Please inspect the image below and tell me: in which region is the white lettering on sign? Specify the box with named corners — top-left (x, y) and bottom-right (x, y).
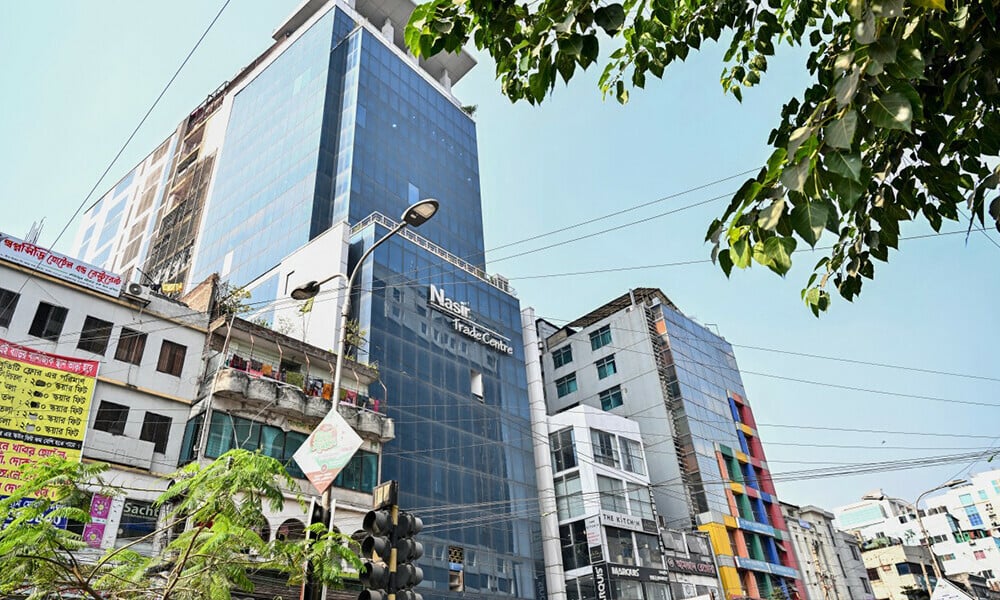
top-left (611, 566), bottom-right (641, 578)
top-left (428, 285), bottom-right (515, 355)
top-left (594, 565), bottom-right (609, 600)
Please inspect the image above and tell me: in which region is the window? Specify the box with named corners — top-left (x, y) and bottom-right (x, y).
top-left (941, 554), bottom-right (956, 561)
top-left (979, 490), bottom-right (989, 501)
top-left (555, 473), bottom-right (584, 520)
top-left (966, 505), bottom-right (984, 526)
top-left (552, 345), bottom-right (573, 368)
top-left (620, 437), bottom-right (646, 475)
top-left (78, 316), bottom-right (113, 355)
top-left (204, 412), bottom-right (308, 479)
top-left (178, 414), bottom-right (204, 465)
top-left (139, 412), bottom-right (172, 453)
top-left (559, 520), bottom-right (590, 570)
top-left (606, 527), bottom-right (636, 565)
top-left (599, 385), bottom-right (624, 410)
top-left (550, 428), bottom-right (577, 472)
top-left (598, 476), bottom-right (628, 514)
top-left (555, 373), bottom-right (578, 398)
top-left (29, 302), bottom-right (68, 341)
top-left (115, 328), bottom-right (147, 364)
top-left (0, 287), bottom-right (19, 327)
top-left (635, 531), bottom-right (664, 567)
top-left (94, 401), bottom-right (129, 435)
top-left (861, 578), bottom-right (872, 594)
top-left (960, 493), bottom-right (974, 506)
top-left (470, 369), bottom-right (483, 400)
top-left (628, 485), bottom-right (655, 519)
top-left (333, 450), bottom-right (378, 492)
top-left (975, 550), bottom-right (987, 560)
top-left (156, 340), bottom-right (187, 377)
top-left (591, 430), bottom-right (620, 467)
top-left (595, 354), bottom-right (617, 379)
top-left (590, 325), bottom-right (612, 350)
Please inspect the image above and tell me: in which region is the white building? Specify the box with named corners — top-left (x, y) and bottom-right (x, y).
top-left (783, 502), bottom-right (875, 600)
top-left (545, 403), bottom-right (723, 600)
top-left (0, 232), bottom-right (207, 552)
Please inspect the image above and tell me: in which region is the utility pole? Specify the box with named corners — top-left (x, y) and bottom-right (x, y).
top-left (811, 539), bottom-right (835, 600)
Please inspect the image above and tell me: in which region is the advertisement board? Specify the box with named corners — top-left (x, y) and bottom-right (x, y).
top-left (0, 232), bottom-right (123, 297)
top-left (293, 405), bottom-right (362, 494)
top-left (0, 338), bottom-right (97, 501)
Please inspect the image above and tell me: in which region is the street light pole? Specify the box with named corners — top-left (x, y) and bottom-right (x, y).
top-left (913, 479), bottom-right (968, 597)
top-left (292, 199), bottom-right (439, 600)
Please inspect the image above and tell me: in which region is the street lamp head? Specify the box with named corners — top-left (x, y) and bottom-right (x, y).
top-left (945, 479), bottom-right (969, 488)
top-left (401, 199), bottom-right (439, 227)
top-left (291, 280), bottom-right (321, 300)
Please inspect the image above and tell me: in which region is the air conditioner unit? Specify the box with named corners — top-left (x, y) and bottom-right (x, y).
top-left (123, 282), bottom-right (152, 304)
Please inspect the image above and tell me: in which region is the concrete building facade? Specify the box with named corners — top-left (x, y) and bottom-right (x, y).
top-left (535, 289), bottom-right (803, 600)
top-left (782, 502), bottom-right (874, 600)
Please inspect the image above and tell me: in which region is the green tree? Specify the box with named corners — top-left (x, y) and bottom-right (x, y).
top-left (406, 0), bottom-right (1000, 314)
top-left (0, 450), bottom-right (358, 600)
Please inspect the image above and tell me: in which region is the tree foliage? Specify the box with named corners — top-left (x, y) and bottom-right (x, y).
top-left (0, 450), bottom-right (359, 600)
top-left (406, 0), bottom-right (1000, 313)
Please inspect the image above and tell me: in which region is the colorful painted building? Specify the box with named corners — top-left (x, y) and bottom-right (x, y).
top-left (535, 288), bottom-right (804, 600)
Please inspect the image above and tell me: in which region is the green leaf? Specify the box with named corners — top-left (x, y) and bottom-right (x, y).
top-left (870, 36), bottom-right (898, 65)
top-left (758, 198), bottom-right (786, 230)
top-left (854, 10), bottom-right (876, 44)
top-left (866, 92), bottom-right (913, 131)
top-left (594, 4), bottom-right (626, 35)
top-left (780, 159), bottom-right (810, 193)
top-left (889, 46), bottom-right (925, 79)
top-left (834, 67), bottom-right (860, 107)
top-left (825, 152), bottom-right (862, 181)
top-left (791, 201), bottom-right (829, 246)
top-left (580, 34), bottom-right (599, 67)
top-left (911, 0), bottom-right (945, 9)
top-left (873, 0), bottom-right (905, 18)
top-left (787, 126), bottom-right (813, 159)
top-left (730, 238), bottom-right (752, 269)
top-left (763, 236), bottom-right (796, 275)
top-left (615, 80), bottom-right (629, 103)
top-left (831, 174), bottom-right (865, 210)
top-left (718, 248), bottom-right (734, 277)
top-left (825, 110), bottom-right (858, 149)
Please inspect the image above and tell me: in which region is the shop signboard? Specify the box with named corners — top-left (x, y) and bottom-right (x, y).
top-left (0, 232), bottom-right (123, 297)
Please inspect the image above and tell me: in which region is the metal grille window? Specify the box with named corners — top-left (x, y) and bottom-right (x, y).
top-left (29, 302), bottom-right (68, 342)
top-left (115, 328), bottom-right (147, 365)
top-left (552, 345), bottom-right (573, 368)
top-left (550, 427), bottom-right (577, 472)
top-left (555, 373), bottom-right (578, 398)
top-left (589, 325), bottom-right (612, 350)
top-left (78, 316), bottom-right (113, 355)
top-left (591, 429), bottom-right (620, 467)
top-left (595, 354), bottom-right (617, 379)
top-left (600, 385), bottom-right (624, 411)
top-left (620, 436), bottom-right (646, 475)
top-left (0, 287), bottom-right (19, 327)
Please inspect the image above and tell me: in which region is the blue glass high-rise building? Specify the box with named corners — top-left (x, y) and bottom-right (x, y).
top-left (80, 1), bottom-right (542, 598)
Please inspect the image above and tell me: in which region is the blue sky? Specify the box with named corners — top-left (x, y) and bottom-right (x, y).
top-left (1, 1), bottom-right (997, 510)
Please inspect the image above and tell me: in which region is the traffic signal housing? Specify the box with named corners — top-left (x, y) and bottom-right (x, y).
top-left (357, 502), bottom-right (423, 600)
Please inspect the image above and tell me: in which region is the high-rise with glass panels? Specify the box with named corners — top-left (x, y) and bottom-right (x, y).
top-left (73, 1), bottom-right (542, 598)
top-left (536, 289), bottom-right (804, 600)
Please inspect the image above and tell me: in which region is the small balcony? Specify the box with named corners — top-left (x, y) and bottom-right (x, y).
top-left (211, 367), bottom-right (393, 442)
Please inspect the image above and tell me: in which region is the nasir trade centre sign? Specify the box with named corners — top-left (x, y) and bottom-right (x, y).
top-left (0, 339), bottom-right (97, 501)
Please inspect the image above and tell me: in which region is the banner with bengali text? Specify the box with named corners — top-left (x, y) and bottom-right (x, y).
top-left (0, 232), bottom-right (123, 297)
top-left (0, 338), bottom-right (98, 499)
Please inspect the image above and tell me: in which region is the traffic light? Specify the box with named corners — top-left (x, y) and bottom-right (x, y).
top-left (357, 482), bottom-right (424, 600)
top-left (393, 511), bottom-right (424, 597)
top-left (359, 508), bottom-right (394, 599)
